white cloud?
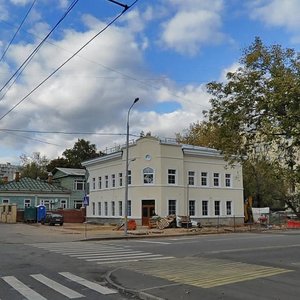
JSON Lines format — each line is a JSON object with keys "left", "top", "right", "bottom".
{"left": 159, "top": 0, "right": 225, "bottom": 55}
{"left": 249, "top": 0, "right": 300, "bottom": 31}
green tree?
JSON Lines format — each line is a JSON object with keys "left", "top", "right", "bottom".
{"left": 20, "top": 152, "right": 49, "bottom": 179}
{"left": 46, "top": 157, "right": 70, "bottom": 172}
{"left": 206, "top": 37, "right": 300, "bottom": 214}
{"left": 62, "top": 139, "right": 100, "bottom": 168}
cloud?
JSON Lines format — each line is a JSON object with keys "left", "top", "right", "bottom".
{"left": 249, "top": 0, "right": 300, "bottom": 31}
{"left": 159, "top": 0, "right": 225, "bottom": 55}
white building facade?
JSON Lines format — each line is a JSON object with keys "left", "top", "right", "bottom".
{"left": 83, "top": 136, "right": 244, "bottom": 226}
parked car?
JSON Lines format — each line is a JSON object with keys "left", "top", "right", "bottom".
{"left": 41, "top": 213, "right": 64, "bottom": 226}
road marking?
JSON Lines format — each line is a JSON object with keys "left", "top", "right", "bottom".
{"left": 87, "top": 254, "right": 163, "bottom": 262}
{"left": 30, "top": 274, "right": 84, "bottom": 299}
{"left": 125, "top": 257, "right": 293, "bottom": 289}
{"left": 59, "top": 272, "right": 117, "bottom": 295}
{"left": 71, "top": 250, "right": 143, "bottom": 258}
{"left": 2, "top": 276, "right": 47, "bottom": 300}
{"left": 96, "top": 256, "right": 174, "bottom": 264}
{"left": 136, "top": 240, "right": 170, "bottom": 245}
{"left": 208, "top": 243, "right": 300, "bottom": 254}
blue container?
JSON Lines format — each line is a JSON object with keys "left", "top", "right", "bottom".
{"left": 36, "top": 205, "right": 46, "bottom": 222}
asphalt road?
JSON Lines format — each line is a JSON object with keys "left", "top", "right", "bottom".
{"left": 1, "top": 223, "right": 299, "bottom": 300}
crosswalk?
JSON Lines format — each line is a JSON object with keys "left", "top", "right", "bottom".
{"left": 0, "top": 272, "right": 116, "bottom": 299}
{"left": 28, "top": 242, "right": 174, "bottom": 265}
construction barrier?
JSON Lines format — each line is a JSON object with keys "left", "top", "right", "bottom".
{"left": 287, "top": 220, "right": 300, "bottom": 228}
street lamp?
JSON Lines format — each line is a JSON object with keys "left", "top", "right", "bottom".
{"left": 124, "top": 97, "right": 139, "bottom": 235}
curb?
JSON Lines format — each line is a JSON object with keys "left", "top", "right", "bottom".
{"left": 105, "top": 268, "right": 165, "bottom": 300}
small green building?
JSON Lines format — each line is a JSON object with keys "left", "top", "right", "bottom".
{"left": 0, "top": 176, "right": 71, "bottom": 210}
{"left": 51, "top": 168, "right": 86, "bottom": 209}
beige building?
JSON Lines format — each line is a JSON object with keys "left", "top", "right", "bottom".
{"left": 83, "top": 136, "right": 244, "bottom": 226}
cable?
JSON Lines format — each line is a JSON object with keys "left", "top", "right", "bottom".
{"left": 0, "top": 0, "right": 139, "bottom": 122}
{"left": 0, "top": 0, "right": 80, "bottom": 96}
{"left": 0, "top": 0, "right": 37, "bottom": 63}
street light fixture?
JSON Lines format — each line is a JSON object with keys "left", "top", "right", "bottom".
{"left": 124, "top": 97, "right": 139, "bottom": 235}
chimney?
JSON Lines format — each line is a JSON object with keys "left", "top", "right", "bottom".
{"left": 48, "top": 172, "right": 53, "bottom": 184}
{"left": 15, "top": 172, "right": 20, "bottom": 182}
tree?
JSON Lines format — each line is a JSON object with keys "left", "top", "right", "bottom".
{"left": 206, "top": 37, "right": 300, "bottom": 214}
{"left": 46, "top": 157, "right": 70, "bottom": 172}
{"left": 20, "top": 152, "right": 49, "bottom": 179}
{"left": 62, "top": 139, "right": 100, "bottom": 168}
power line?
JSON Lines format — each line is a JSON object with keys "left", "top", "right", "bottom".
{"left": 0, "top": 0, "right": 139, "bottom": 122}
{"left": 0, "top": 0, "right": 37, "bottom": 63}
{"left": 0, "top": 0, "right": 80, "bottom": 97}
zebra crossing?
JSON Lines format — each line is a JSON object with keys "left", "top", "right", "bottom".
{"left": 0, "top": 271, "right": 116, "bottom": 299}
{"left": 28, "top": 242, "right": 174, "bottom": 265}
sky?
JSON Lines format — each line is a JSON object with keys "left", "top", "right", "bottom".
{"left": 0, "top": 0, "right": 300, "bottom": 165}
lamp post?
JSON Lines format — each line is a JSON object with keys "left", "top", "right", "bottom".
{"left": 124, "top": 97, "right": 139, "bottom": 235}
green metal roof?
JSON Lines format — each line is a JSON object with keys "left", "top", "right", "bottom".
{"left": 0, "top": 177, "right": 70, "bottom": 193}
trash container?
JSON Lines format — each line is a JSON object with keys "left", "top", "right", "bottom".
{"left": 24, "top": 206, "right": 37, "bottom": 223}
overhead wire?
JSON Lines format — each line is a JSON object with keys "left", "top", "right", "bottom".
{"left": 0, "top": 0, "right": 80, "bottom": 97}
{"left": 0, "top": 0, "right": 37, "bottom": 63}
{"left": 0, "top": 0, "right": 140, "bottom": 122}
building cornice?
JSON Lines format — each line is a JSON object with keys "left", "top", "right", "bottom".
{"left": 82, "top": 151, "right": 123, "bottom": 166}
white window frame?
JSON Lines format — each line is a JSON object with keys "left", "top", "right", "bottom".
{"left": 118, "top": 201, "right": 123, "bottom": 216}
{"left": 214, "top": 200, "right": 220, "bottom": 216}
{"left": 24, "top": 199, "right": 31, "bottom": 208}
{"left": 105, "top": 175, "right": 109, "bottom": 188}
{"left": 111, "top": 174, "right": 116, "bottom": 188}
{"left": 2, "top": 199, "right": 9, "bottom": 204}
{"left": 74, "top": 180, "right": 85, "bottom": 191}
{"left": 92, "top": 202, "right": 95, "bottom": 215}
{"left": 202, "top": 200, "right": 208, "bottom": 216}
{"left": 201, "top": 172, "right": 208, "bottom": 187}
{"left": 128, "top": 200, "right": 132, "bottom": 216}
{"left": 128, "top": 170, "right": 132, "bottom": 185}
{"left": 111, "top": 201, "right": 115, "bottom": 216}
{"left": 104, "top": 201, "right": 108, "bottom": 216}
{"left": 168, "top": 199, "right": 176, "bottom": 215}
{"left": 168, "top": 169, "right": 176, "bottom": 185}
{"left": 92, "top": 178, "right": 96, "bottom": 190}
{"left": 189, "top": 200, "right": 195, "bottom": 216}
{"left": 98, "top": 176, "right": 102, "bottom": 189}
{"left": 119, "top": 173, "right": 123, "bottom": 187}
{"left": 60, "top": 199, "right": 67, "bottom": 209}
{"left": 213, "top": 173, "right": 220, "bottom": 187}
{"left": 98, "top": 202, "right": 102, "bottom": 215}
{"left": 226, "top": 201, "right": 232, "bottom": 215}
{"left": 225, "top": 174, "right": 232, "bottom": 187}
{"left": 188, "top": 171, "right": 195, "bottom": 186}
{"left": 143, "top": 167, "right": 154, "bottom": 184}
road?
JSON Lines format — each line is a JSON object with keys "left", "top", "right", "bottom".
{"left": 0, "top": 223, "right": 299, "bottom": 299}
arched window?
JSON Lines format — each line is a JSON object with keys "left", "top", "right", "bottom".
{"left": 143, "top": 167, "right": 154, "bottom": 184}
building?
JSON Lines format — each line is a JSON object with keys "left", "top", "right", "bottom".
{"left": 0, "top": 172, "right": 71, "bottom": 210}
{"left": 82, "top": 136, "right": 244, "bottom": 226}
{"left": 51, "top": 167, "right": 86, "bottom": 209}
{"left": 0, "top": 163, "right": 20, "bottom": 181}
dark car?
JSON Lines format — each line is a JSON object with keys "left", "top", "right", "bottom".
{"left": 41, "top": 213, "right": 64, "bottom": 226}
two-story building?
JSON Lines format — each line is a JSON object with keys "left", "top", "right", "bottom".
{"left": 83, "top": 136, "right": 244, "bottom": 226}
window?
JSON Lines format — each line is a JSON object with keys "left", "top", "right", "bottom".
{"left": 40, "top": 199, "right": 50, "bottom": 209}
{"left": 60, "top": 199, "right": 67, "bottom": 209}
{"left": 128, "top": 170, "right": 132, "bottom": 185}
{"left": 168, "top": 200, "right": 176, "bottom": 215}
{"left": 98, "top": 202, "right": 102, "bottom": 215}
{"left": 119, "top": 173, "right": 123, "bottom": 187}
{"left": 74, "top": 180, "right": 85, "bottom": 191}
{"left": 128, "top": 200, "right": 132, "bottom": 216}
{"left": 168, "top": 169, "right": 176, "bottom": 184}
{"left": 143, "top": 167, "right": 154, "bottom": 184}
{"left": 201, "top": 172, "right": 208, "bottom": 186}
{"left": 188, "top": 171, "right": 195, "bottom": 186}
{"left": 24, "top": 199, "right": 31, "bottom": 208}
{"left": 214, "top": 201, "right": 220, "bottom": 216}
{"left": 118, "top": 201, "right": 123, "bottom": 216}
{"left": 111, "top": 201, "right": 115, "bottom": 216}
{"left": 92, "top": 178, "right": 96, "bottom": 190}
{"left": 213, "top": 173, "right": 220, "bottom": 187}
{"left": 105, "top": 175, "right": 109, "bottom": 188}
{"left": 74, "top": 200, "right": 82, "bottom": 209}
{"left": 112, "top": 174, "right": 116, "bottom": 188}
{"left": 202, "top": 200, "right": 208, "bottom": 216}
{"left": 104, "top": 202, "right": 108, "bottom": 216}
{"left": 225, "top": 174, "right": 231, "bottom": 187}
{"left": 92, "top": 202, "right": 95, "bottom": 215}
{"left": 189, "top": 200, "right": 195, "bottom": 216}
{"left": 226, "top": 201, "right": 232, "bottom": 215}
{"left": 2, "top": 199, "right": 9, "bottom": 204}
{"left": 98, "top": 176, "right": 102, "bottom": 189}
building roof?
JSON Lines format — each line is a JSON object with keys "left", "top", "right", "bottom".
{"left": 53, "top": 168, "right": 86, "bottom": 176}
{"left": 0, "top": 177, "right": 70, "bottom": 193}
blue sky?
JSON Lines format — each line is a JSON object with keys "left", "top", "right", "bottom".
{"left": 0, "top": 0, "right": 299, "bottom": 164}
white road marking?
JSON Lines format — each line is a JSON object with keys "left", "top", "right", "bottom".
{"left": 136, "top": 240, "right": 170, "bottom": 245}
{"left": 30, "top": 274, "right": 84, "bottom": 299}
{"left": 209, "top": 243, "right": 300, "bottom": 254}
{"left": 86, "top": 253, "right": 163, "bottom": 261}
{"left": 59, "top": 272, "right": 117, "bottom": 295}
{"left": 69, "top": 250, "right": 143, "bottom": 257}
{"left": 96, "top": 256, "right": 174, "bottom": 264}
{"left": 2, "top": 276, "right": 47, "bottom": 300}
